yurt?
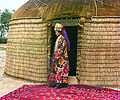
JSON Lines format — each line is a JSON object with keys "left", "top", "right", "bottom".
{"left": 5, "top": 0, "right": 120, "bottom": 88}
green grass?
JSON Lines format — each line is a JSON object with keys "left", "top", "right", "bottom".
{"left": 0, "top": 47, "right": 6, "bottom": 51}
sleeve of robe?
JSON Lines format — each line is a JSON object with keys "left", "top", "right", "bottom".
{"left": 54, "top": 37, "right": 65, "bottom": 60}
{"left": 54, "top": 36, "right": 69, "bottom": 70}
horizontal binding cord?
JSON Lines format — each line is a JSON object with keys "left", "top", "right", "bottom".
{"left": 7, "top": 53, "right": 47, "bottom": 59}
{"left": 83, "top": 30, "right": 119, "bottom": 32}
{"left": 7, "top": 41, "right": 47, "bottom": 45}
{"left": 77, "top": 59, "right": 120, "bottom": 60}
{"left": 79, "top": 38, "right": 120, "bottom": 40}
{"left": 6, "top": 57, "right": 48, "bottom": 63}
{"left": 8, "top": 30, "right": 47, "bottom": 32}
{"left": 7, "top": 46, "right": 48, "bottom": 49}
{"left": 8, "top": 32, "right": 47, "bottom": 36}
{"left": 9, "top": 26, "right": 47, "bottom": 29}
{"left": 7, "top": 43, "right": 47, "bottom": 46}
{"left": 78, "top": 70, "right": 120, "bottom": 73}
{"left": 78, "top": 67, "right": 120, "bottom": 69}
{"left": 7, "top": 49, "right": 48, "bottom": 53}
{"left": 79, "top": 66, "right": 120, "bottom": 68}
{"left": 92, "top": 16, "right": 120, "bottom": 18}
{"left": 84, "top": 25, "right": 120, "bottom": 28}
{"left": 7, "top": 48, "right": 47, "bottom": 53}
{"left": 6, "top": 63, "right": 48, "bottom": 70}
{"left": 77, "top": 40, "right": 120, "bottom": 42}
{"left": 78, "top": 49, "right": 120, "bottom": 52}
{"left": 6, "top": 59, "right": 48, "bottom": 66}
{"left": 79, "top": 74, "right": 119, "bottom": 78}
{"left": 79, "top": 62, "right": 120, "bottom": 64}
{"left": 7, "top": 44, "right": 48, "bottom": 47}
{"left": 79, "top": 79, "right": 120, "bottom": 81}
{"left": 6, "top": 51, "right": 47, "bottom": 56}
{"left": 8, "top": 32, "right": 47, "bottom": 35}
{"left": 78, "top": 42, "right": 120, "bottom": 44}
{"left": 81, "top": 34, "right": 120, "bottom": 36}
{"left": 7, "top": 53, "right": 48, "bottom": 57}
{"left": 8, "top": 37, "right": 47, "bottom": 39}
{"left": 84, "top": 21, "right": 120, "bottom": 24}
{"left": 6, "top": 67, "right": 48, "bottom": 74}
{"left": 79, "top": 54, "right": 120, "bottom": 56}
{"left": 6, "top": 57, "right": 47, "bottom": 63}
{"left": 9, "top": 22, "right": 47, "bottom": 26}
{"left": 6, "top": 67, "right": 48, "bottom": 75}
{"left": 4, "top": 71, "right": 48, "bottom": 83}
{"left": 77, "top": 45, "right": 120, "bottom": 48}
{"left": 77, "top": 46, "right": 120, "bottom": 49}
{"left": 10, "top": 17, "right": 43, "bottom": 22}
{"left": 7, "top": 49, "right": 47, "bottom": 53}
{"left": 5, "top": 68, "right": 49, "bottom": 75}
{"left": 76, "top": 66, "right": 120, "bottom": 68}
{"left": 7, "top": 47, "right": 48, "bottom": 50}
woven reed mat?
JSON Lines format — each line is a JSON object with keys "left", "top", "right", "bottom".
{"left": 0, "top": 84, "right": 120, "bottom": 100}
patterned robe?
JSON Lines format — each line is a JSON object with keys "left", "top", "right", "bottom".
{"left": 49, "top": 35, "right": 69, "bottom": 84}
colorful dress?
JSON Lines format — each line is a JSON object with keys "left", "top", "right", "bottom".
{"left": 49, "top": 35, "right": 69, "bottom": 84}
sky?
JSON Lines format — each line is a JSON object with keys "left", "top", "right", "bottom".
{"left": 0, "top": 0, "right": 29, "bottom": 11}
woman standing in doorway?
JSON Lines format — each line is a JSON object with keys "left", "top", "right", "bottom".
{"left": 49, "top": 23, "right": 70, "bottom": 89}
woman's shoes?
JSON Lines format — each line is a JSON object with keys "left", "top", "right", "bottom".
{"left": 49, "top": 81, "right": 56, "bottom": 87}
{"left": 55, "top": 83, "right": 68, "bottom": 89}
{"left": 49, "top": 84, "right": 56, "bottom": 87}
{"left": 49, "top": 82, "right": 68, "bottom": 89}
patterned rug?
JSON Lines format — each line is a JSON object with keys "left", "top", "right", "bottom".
{"left": 0, "top": 84, "right": 120, "bottom": 100}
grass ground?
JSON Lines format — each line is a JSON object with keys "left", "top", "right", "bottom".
{"left": 0, "top": 47, "right": 6, "bottom": 51}
{"left": 0, "top": 44, "right": 7, "bottom": 51}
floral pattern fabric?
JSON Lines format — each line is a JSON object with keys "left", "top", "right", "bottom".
{"left": 49, "top": 35, "right": 69, "bottom": 84}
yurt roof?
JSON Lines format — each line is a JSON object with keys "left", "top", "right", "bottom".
{"left": 11, "top": 0, "right": 120, "bottom": 20}
{"left": 11, "top": 0, "right": 51, "bottom": 19}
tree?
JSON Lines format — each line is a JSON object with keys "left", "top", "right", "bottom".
{"left": 0, "top": 9, "right": 13, "bottom": 38}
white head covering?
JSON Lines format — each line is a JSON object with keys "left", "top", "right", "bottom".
{"left": 54, "top": 23, "right": 63, "bottom": 31}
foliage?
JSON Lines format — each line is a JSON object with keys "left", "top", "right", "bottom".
{"left": 0, "top": 38, "right": 7, "bottom": 44}
{"left": 0, "top": 9, "right": 14, "bottom": 38}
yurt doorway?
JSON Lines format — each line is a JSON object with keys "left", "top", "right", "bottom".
{"left": 65, "top": 26, "right": 77, "bottom": 76}
{"left": 50, "top": 26, "right": 78, "bottom": 76}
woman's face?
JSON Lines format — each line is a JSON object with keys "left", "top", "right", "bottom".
{"left": 55, "top": 31, "right": 60, "bottom": 36}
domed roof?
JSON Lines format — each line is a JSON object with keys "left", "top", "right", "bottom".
{"left": 11, "top": 0, "right": 51, "bottom": 19}
{"left": 11, "top": 0, "right": 120, "bottom": 20}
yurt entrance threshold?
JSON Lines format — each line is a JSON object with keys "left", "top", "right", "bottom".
{"left": 51, "top": 19, "right": 80, "bottom": 77}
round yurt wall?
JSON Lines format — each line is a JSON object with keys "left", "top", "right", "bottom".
{"left": 5, "top": 0, "right": 52, "bottom": 82}
{"left": 77, "top": 17, "right": 120, "bottom": 88}
{"left": 5, "top": 18, "right": 48, "bottom": 82}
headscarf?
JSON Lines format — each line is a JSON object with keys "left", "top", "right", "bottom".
{"left": 54, "top": 23, "right": 70, "bottom": 51}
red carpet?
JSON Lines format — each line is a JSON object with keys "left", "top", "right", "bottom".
{"left": 0, "top": 84, "right": 120, "bottom": 100}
